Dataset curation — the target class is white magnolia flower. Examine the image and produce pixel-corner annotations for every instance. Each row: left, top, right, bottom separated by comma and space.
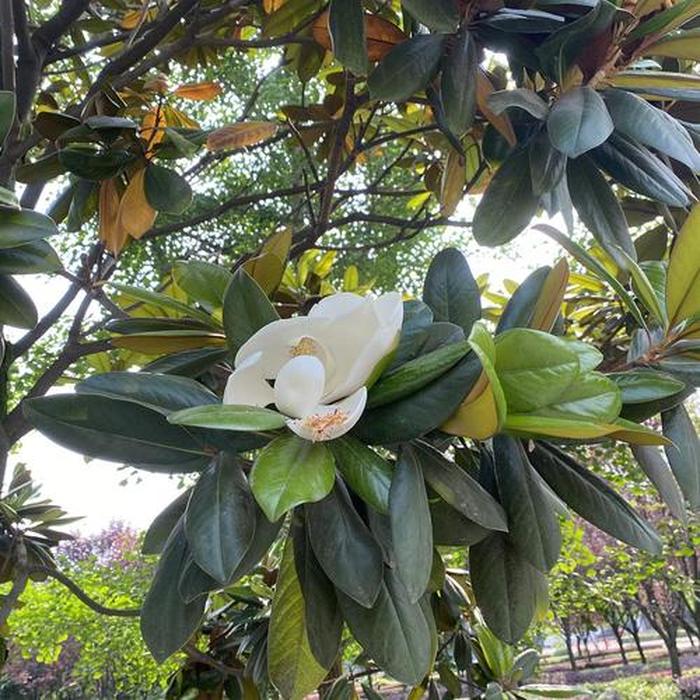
224, 292, 403, 441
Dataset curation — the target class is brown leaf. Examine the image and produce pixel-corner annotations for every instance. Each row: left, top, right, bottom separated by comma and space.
117, 169, 157, 240
529, 258, 569, 332
174, 81, 222, 101
99, 179, 129, 254
263, 0, 285, 13
206, 121, 279, 151
476, 70, 516, 146
140, 107, 167, 157
311, 11, 406, 62
440, 150, 466, 217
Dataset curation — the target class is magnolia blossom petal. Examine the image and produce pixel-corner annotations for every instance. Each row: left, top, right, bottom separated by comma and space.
235, 316, 332, 377
223, 352, 275, 407
274, 355, 325, 419
320, 293, 404, 402
309, 292, 366, 320
287, 387, 367, 442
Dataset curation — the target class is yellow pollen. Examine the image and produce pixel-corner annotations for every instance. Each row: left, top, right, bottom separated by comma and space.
303, 409, 348, 439
290, 336, 319, 357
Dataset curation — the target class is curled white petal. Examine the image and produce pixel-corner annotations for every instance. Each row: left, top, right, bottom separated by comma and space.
320, 293, 404, 402
274, 355, 326, 419
287, 387, 367, 442
308, 292, 366, 320
223, 352, 275, 407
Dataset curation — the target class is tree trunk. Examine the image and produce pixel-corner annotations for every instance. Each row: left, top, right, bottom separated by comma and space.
629, 626, 646, 664
611, 625, 628, 665
666, 631, 682, 678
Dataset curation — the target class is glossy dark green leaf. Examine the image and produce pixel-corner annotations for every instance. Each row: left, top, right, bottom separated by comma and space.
535, 0, 618, 79
0, 208, 58, 249
292, 519, 343, 669
423, 248, 481, 335
144, 347, 229, 377
594, 133, 691, 208
567, 156, 635, 268
368, 34, 445, 102
223, 268, 279, 354
430, 497, 490, 546
547, 87, 613, 158
390, 447, 433, 603
76, 372, 218, 415
140, 522, 206, 663
354, 351, 481, 444
24, 394, 210, 472
493, 436, 561, 572
0, 275, 37, 329
604, 89, 700, 172
662, 405, 700, 510
0, 91, 15, 145
329, 0, 367, 75
470, 533, 547, 644
250, 435, 335, 522
402, 0, 459, 31
329, 436, 392, 514
0, 186, 19, 210
185, 454, 256, 582
441, 30, 477, 136
496, 266, 550, 333
306, 482, 383, 608
390, 300, 434, 368
479, 7, 565, 32
634, 225, 667, 262
84, 115, 139, 132
179, 501, 282, 602
58, 147, 134, 180
529, 443, 661, 553
367, 341, 470, 409
144, 164, 193, 214
338, 567, 436, 685
529, 129, 566, 196
142, 489, 191, 555
15, 153, 65, 184
631, 445, 686, 523
172, 260, 232, 309
488, 88, 548, 120
414, 441, 507, 531
0, 240, 61, 275
473, 148, 539, 246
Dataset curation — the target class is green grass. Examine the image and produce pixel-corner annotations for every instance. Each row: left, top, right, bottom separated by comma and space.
587, 676, 681, 699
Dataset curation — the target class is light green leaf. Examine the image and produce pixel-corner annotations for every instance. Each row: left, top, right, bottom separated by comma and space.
268, 537, 328, 700
329, 436, 392, 514
250, 435, 335, 522
169, 404, 287, 431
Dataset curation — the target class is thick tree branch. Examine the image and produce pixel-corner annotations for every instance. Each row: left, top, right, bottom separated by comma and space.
27, 565, 141, 617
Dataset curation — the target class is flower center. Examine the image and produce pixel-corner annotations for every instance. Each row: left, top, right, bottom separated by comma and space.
290, 336, 322, 358
301, 409, 348, 440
